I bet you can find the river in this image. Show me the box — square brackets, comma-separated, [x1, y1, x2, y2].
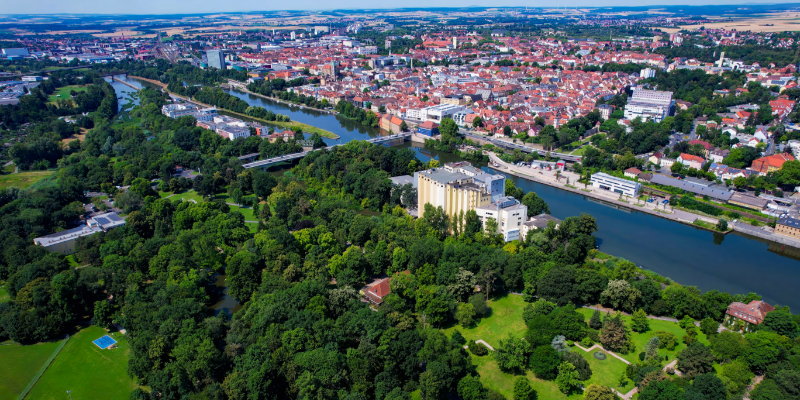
[106, 75, 800, 312]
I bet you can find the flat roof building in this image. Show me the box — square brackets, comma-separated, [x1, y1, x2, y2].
[33, 212, 125, 254]
[624, 89, 674, 123]
[476, 196, 528, 242]
[590, 172, 641, 197]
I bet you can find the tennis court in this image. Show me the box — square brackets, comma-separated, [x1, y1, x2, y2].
[92, 335, 117, 349]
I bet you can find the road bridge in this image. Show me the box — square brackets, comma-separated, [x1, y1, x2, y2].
[460, 130, 583, 163]
[241, 132, 411, 169]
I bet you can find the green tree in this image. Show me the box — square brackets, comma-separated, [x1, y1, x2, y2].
[720, 359, 754, 397]
[226, 250, 261, 302]
[583, 384, 616, 400]
[555, 361, 581, 393]
[631, 309, 650, 333]
[761, 309, 800, 338]
[699, 318, 719, 336]
[494, 334, 533, 372]
[457, 375, 487, 400]
[600, 314, 630, 353]
[513, 377, 537, 400]
[455, 303, 476, 327]
[743, 331, 785, 372]
[472, 116, 483, 128]
[677, 342, 715, 378]
[530, 345, 562, 380]
[638, 379, 682, 400]
[93, 300, 113, 328]
[589, 309, 603, 330]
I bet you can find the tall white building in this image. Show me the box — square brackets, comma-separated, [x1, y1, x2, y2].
[475, 197, 527, 242]
[590, 172, 641, 197]
[623, 89, 674, 123]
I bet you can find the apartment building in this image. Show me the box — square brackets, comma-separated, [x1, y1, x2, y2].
[475, 196, 528, 241]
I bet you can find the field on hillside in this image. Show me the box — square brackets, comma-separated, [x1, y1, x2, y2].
[26, 326, 141, 400]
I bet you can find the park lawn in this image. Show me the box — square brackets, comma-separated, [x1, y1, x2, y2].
[0, 339, 62, 400]
[578, 348, 632, 393]
[442, 294, 527, 349]
[0, 284, 8, 303]
[470, 354, 581, 400]
[578, 308, 710, 364]
[569, 145, 595, 156]
[228, 204, 257, 221]
[27, 326, 142, 400]
[2, 164, 14, 173]
[47, 85, 89, 103]
[169, 190, 208, 204]
[0, 170, 55, 190]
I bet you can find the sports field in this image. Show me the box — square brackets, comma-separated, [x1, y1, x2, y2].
[0, 340, 62, 400]
[26, 326, 141, 400]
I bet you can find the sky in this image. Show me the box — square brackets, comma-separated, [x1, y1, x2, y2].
[4, 0, 800, 15]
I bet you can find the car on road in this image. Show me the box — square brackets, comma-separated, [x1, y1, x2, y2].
[647, 198, 654, 203]
[662, 200, 669, 205]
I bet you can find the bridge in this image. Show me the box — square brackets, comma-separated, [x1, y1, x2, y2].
[241, 132, 412, 169]
[461, 131, 583, 163]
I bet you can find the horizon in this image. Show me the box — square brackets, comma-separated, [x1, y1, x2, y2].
[4, 1, 800, 16]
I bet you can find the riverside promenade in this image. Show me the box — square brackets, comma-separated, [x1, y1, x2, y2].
[487, 153, 722, 229]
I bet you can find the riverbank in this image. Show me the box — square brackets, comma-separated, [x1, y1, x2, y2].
[227, 82, 338, 115]
[128, 76, 340, 139]
[487, 153, 734, 235]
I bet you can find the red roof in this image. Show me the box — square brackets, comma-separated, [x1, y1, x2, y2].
[679, 153, 705, 163]
[419, 120, 439, 129]
[726, 300, 775, 325]
[688, 140, 712, 150]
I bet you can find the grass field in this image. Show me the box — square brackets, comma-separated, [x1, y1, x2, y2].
[27, 326, 141, 400]
[0, 285, 8, 303]
[48, 85, 89, 103]
[159, 190, 259, 221]
[579, 349, 631, 393]
[577, 308, 711, 364]
[0, 340, 62, 400]
[0, 170, 55, 190]
[442, 294, 528, 349]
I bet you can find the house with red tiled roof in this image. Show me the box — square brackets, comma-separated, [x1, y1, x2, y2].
[751, 153, 795, 174]
[724, 300, 775, 332]
[678, 153, 706, 169]
[360, 271, 410, 305]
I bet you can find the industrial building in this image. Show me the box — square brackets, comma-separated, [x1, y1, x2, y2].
[623, 89, 674, 123]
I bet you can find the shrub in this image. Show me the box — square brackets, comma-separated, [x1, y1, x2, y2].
[654, 331, 677, 350]
[581, 337, 594, 347]
[468, 341, 489, 356]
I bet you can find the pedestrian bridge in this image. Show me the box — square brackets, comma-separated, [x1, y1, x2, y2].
[240, 132, 411, 169]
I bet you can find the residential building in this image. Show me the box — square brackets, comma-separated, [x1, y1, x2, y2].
[678, 153, 706, 170]
[360, 271, 410, 305]
[709, 149, 730, 163]
[207, 50, 226, 70]
[33, 212, 125, 254]
[590, 172, 641, 197]
[623, 89, 674, 123]
[724, 300, 775, 332]
[623, 168, 642, 179]
[521, 213, 562, 239]
[775, 217, 800, 239]
[597, 104, 613, 120]
[751, 153, 795, 174]
[417, 120, 439, 136]
[475, 196, 528, 242]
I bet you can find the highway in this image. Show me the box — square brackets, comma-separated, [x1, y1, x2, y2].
[459, 130, 583, 162]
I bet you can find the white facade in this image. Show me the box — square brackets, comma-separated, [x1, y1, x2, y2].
[475, 197, 528, 242]
[162, 103, 219, 121]
[33, 213, 126, 254]
[419, 104, 467, 122]
[590, 172, 641, 197]
[624, 89, 674, 123]
[640, 68, 656, 79]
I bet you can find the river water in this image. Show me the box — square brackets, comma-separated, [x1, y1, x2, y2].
[107, 75, 800, 312]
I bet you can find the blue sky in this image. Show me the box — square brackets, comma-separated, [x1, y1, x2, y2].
[5, 0, 799, 15]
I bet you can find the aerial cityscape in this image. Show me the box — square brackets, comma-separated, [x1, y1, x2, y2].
[2, 3, 800, 400]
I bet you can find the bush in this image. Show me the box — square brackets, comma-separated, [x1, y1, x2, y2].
[654, 331, 678, 350]
[468, 341, 489, 356]
[581, 337, 594, 347]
